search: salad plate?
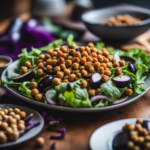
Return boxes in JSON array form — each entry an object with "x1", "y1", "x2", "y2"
[
  {"x1": 0, "y1": 104, "x2": 44, "y2": 148},
  {"x1": 89, "y1": 118, "x2": 150, "y2": 150},
  {"x1": 1, "y1": 60, "x2": 150, "y2": 112}
]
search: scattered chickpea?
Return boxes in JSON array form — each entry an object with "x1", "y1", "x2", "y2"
[
  {"x1": 91, "y1": 52, "x2": 97, "y2": 57},
  {"x1": 0, "y1": 131, "x2": 7, "y2": 143},
  {"x1": 45, "y1": 54, "x2": 51, "y2": 60},
  {"x1": 88, "y1": 89, "x2": 96, "y2": 96},
  {"x1": 54, "y1": 66, "x2": 61, "y2": 72},
  {"x1": 69, "y1": 74, "x2": 76, "y2": 82},
  {"x1": 102, "y1": 75, "x2": 109, "y2": 82},
  {"x1": 14, "y1": 114, "x2": 21, "y2": 121},
  {"x1": 36, "y1": 137, "x2": 45, "y2": 147},
  {"x1": 25, "y1": 61, "x2": 31, "y2": 68},
  {"x1": 52, "y1": 78, "x2": 61, "y2": 85},
  {"x1": 64, "y1": 69, "x2": 70, "y2": 75},
  {"x1": 56, "y1": 71, "x2": 64, "y2": 79},
  {"x1": 66, "y1": 60, "x2": 72, "y2": 67},
  {"x1": 119, "y1": 60, "x2": 126, "y2": 66},
  {"x1": 97, "y1": 67, "x2": 104, "y2": 74},
  {"x1": 103, "y1": 51, "x2": 109, "y2": 57},
  {"x1": 21, "y1": 66, "x2": 28, "y2": 74},
  {"x1": 81, "y1": 70, "x2": 88, "y2": 77},
  {"x1": 3, "y1": 109, "x2": 8, "y2": 115},
  {"x1": 82, "y1": 51, "x2": 88, "y2": 57},
  {"x1": 20, "y1": 111, "x2": 26, "y2": 118},
  {"x1": 136, "y1": 119, "x2": 143, "y2": 124},
  {"x1": 108, "y1": 55, "x2": 113, "y2": 61},
  {"x1": 72, "y1": 63, "x2": 79, "y2": 70},
  {"x1": 115, "y1": 67, "x2": 122, "y2": 75},
  {"x1": 46, "y1": 59, "x2": 52, "y2": 65},
  {"x1": 126, "y1": 89, "x2": 133, "y2": 96},
  {"x1": 112, "y1": 58, "x2": 116, "y2": 63},
  {"x1": 30, "y1": 82, "x2": 38, "y2": 89},
  {"x1": 38, "y1": 62, "x2": 44, "y2": 69},
  {"x1": 31, "y1": 88, "x2": 39, "y2": 96},
  {"x1": 97, "y1": 55, "x2": 103, "y2": 62},
  {"x1": 88, "y1": 42, "x2": 94, "y2": 48},
  {"x1": 104, "y1": 70, "x2": 111, "y2": 76},
  {"x1": 39, "y1": 54, "x2": 45, "y2": 60},
  {"x1": 89, "y1": 66, "x2": 95, "y2": 73},
  {"x1": 100, "y1": 63, "x2": 106, "y2": 70},
  {"x1": 81, "y1": 80, "x2": 88, "y2": 88},
  {"x1": 94, "y1": 62, "x2": 100, "y2": 69}
]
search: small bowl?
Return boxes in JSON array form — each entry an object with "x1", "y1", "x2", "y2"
[
  {"x1": 0, "y1": 55, "x2": 12, "y2": 74},
  {"x1": 81, "y1": 8, "x2": 150, "y2": 41}
]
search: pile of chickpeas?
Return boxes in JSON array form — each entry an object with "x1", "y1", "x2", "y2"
[
  {"x1": 123, "y1": 119, "x2": 150, "y2": 150},
  {"x1": 21, "y1": 42, "x2": 133, "y2": 99},
  {"x1": 0, "y1": 107, "x2": 26, "y2": 144}
]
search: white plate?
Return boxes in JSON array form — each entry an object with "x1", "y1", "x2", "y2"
[
  {"x1": 0, "y1": 104, "x2": 44, "y2": 148},
  {"x1": 89, "y1": 118, "x2": 149, "y2": 150},
  {"x1": 1, "y1": 60, "x2": 150, "y2": 112}
]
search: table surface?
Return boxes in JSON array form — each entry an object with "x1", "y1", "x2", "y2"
[{"x1": 1, "y1": 3, "x2": 150, "y2": 150}]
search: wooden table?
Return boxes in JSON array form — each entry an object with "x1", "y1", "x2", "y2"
[{"x1": 1, "y1": 3, "x2": 150, "y2": 150}]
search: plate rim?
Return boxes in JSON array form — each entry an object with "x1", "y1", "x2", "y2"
[
  {"x1": 0, "y1": 104, "x2": 44, "y2": 148},
  {"x1": 1, "y1": 59, "x2": 150, "y2": 112}
]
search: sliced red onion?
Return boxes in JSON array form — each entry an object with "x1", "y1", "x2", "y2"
[
  {"x1": 51, "y1": 142, "x2": 56, "y2": 149},
  {"x1": 50, "y1": 128, "x2": 66, "y2": 139},
  {"x1": 45, "y1": 89, "x2": 56, "y2": 105},
  {"x1": 90, "y1": 95, "x2": 109, "y2": 104},
  {"x1": 24, "y1": 113, "x2": 33, "y2": 124},
  {"x1": 112, "y1": 96, "x2": 129, "y2": 105}
]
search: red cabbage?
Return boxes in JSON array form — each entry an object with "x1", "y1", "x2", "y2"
[
  {"x1": 51, "y1": 142, "x2": 56, "y2": 149},
  {"x1": 50, "y1": 128, "x2": 66, "y2": 139},
  {"x1": 25, "y1": 121, "x2": 40, "y2": 131}
]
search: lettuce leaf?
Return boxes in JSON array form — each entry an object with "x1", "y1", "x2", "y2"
[
  {"x1": 67, "y1": 34, "x2": 77, "y2": 46},
  {"x1": 95, "y1": 42, "x2": 105, "y2": 49}
]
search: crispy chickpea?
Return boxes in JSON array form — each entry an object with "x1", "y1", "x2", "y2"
[
  {"x1": 9, "y1": 112, "x2": 15, "y2": 117},
  {"x1": 54, "y1": 66, "x2": 61, "y2": 72},
  {"x1": 133, "y1": 146, "x2": 140, "y2": 150},
  {"x1": 64, "y1": 69, "x2": 70, "y2": 75},
  {"x1": 60, "y1": 46, "x2": 68, "y2": 53},
  {"x1": 1, "y1": 122, "x2": 8, "y2": 130},
  {"x1": 80, "y1": 46, "x2": 85, "y2": 52},
  {"x1": 14, "y1": 108, "x2": 20, "y2": 114},
  {"x1": 65, "y1": 60, "x2": 72, "y2": 67},
  {"x1": 46, "y1": 65, "x2": 52, "y2": 71},
  {"x1": 136, "y1": 119, "x2": 143, "y2": 124},
  {"x1": 72, "y1": 57, "x2": 80, "y2": 63},
  {"x1": 131, "y1": 135, "x2": 139, "y2": 143},
  {"x1": 119, "y1": 60, "x2": 126, "y2": 66},
  {"x1": 59, "y1": 64, "x2": 66, "y2": 70},
  {"x1": 52, "y1": 51, "x2": 57, "y2": 57},
  {"x1": 61, "y1": 53, "x2": 68, "y2": 59},
  {"x1": 8, "y1": 131, "x2": 19, "y2": 141},
  {"x1": 57, "y1": 57, "x2": 64, "y2": 65},
  {"x1": 72, "y1": 63, "x2": 79, "y2": 70},
  {"x1": 46, "y1": 59, "x2": 52, "y2": 65},
  {"x1": 31, "y1": 88, "x2": 39, "y2": 96},
  {"x1": 80, "y1": 58, "x2": 86, "y2": 65},
  {"x1": 108, "y1": 55, "x2": 113, "y2": 62},
  {"x1": 0, "y1": 116, "x2": 2, "y2": 121},
  {"x1": 0, "y1": 131, "x2": 7, "y2": 143},
  {"x1": 88, "y1": 42, "x2": 94, "y2": 48},
  {"x1": 91, "y1": 52, "x2": 97, "y2": 57},
  {"x1": 35, "y1": 93, "x2": 42, "y2": 101},
  {"x1": 102, "y1": 75, "x2": 109, "y2": 82},
  {"x1": 91, "y1": 48, "x2": 97, "y2": 53},
  {"x1": 37, "y1": 59, "x2": 43, "y2": 64},
  {"x1": 20, "y1": 111, "x2": 26, "y2": 118},
  {"x1": 37, "y1": 69, "x2": 43, "y2": 76},
  {"x1": 36, "y1": 137, "x2": 45, "y2": 147},
  {"x1": 113, "y1": 62, "x2": 120, "y2": 68},
  {"x1": 6, "y1": 127, "x2": 13, "y2": 135},
  {"x1": 127, "y1": 141, "x2": 134, "y2": 149},
  {"x1": 3, "y1": 109, "x2": 8, "y2": 115},
  {"x1": 126, "y1": 124, "x2": 135, "y2": 131},
  {"x1": 142, "y1": 128, "x2": 149, "y2": 136},
  {"x1": 37, "y1": 62, "x2": 43, "y2": 69},
  {"x1": 52, "y1": 78, "x2": 61, "y2": 85},
  {"x1": 93, "y1": 57, "x2": 98, "y2": 63},
  {"x1": 7, "y1": 116, "x2": 13, "y2": 124},
  {"x1": 101, "y1": 47, "x2": 107, "y2": 52},
  {"x1": 69, "y1": 49, "x2": 76, "y2": 56},
  {"x1": 14, "y1": 114, "x2": 21, "y2": 121},
  {"x1": 97, "y1": 50, "x2": 103, "y2": 55},
  {"x1": 69, "y1": 74, "x2": 76, "y2": 82},
  {"x1": 96, "y1": 88, "x2": 101, "y2": 94},
  {"x1": 77, "y1": 73, "x2": 82, "y2": 78},
  {"x1": 51, "y1": 59, "x2": 57, "y2": 66},
  {"x1": 81, "y1": 51, "x2": 88, "y2": 57},
  {"x1": 100, "y1": 63, "x2": 106, "y2": 69},
  {"x1": 89, "y1": 66, "x2": 95, "y2": 73},
  {"x1": 57, "y1": 51, "x2": 63, "y2": 57},
  {"x1": 21, "y1": 66, "x2": 27, "y2": 74},
  {"x1": 94, "y1": 62, "x2": 100, "y2": 69},
  {"x1": 97, "y1": 66, "x2": 104, "y2": 74},
  {"x1": 104, "y1": 70, "x2": 111, "y2": 76},
  {"x1": 135, "y1": 124, "x2": 143, "y2": 132},
  {"x1": 0, "y1": 111, "x2": 5, "y2": 117},
  {"x1": 81, "y1": 70, "x2": 88, "y2": 77},
  {"x1": 112, "y1": 58, "x2": 116, "y2": 63},
  {"x1": 145, "y1": 136, "x2": 150, "y2": 141},
  {"x1": 106, "y1": 63, "x2": 111, "y2": 69},
  {"x1": 103, "y1": 51, "x2": 109, "y2": 57},
  {"x1": 97, "y1": 55, "x2": 103, "y2": 62},
  {"x1": 88, "y1": 89, "x2": 96, "y2": 96},
  {"x1": 85, "y1": 46, "x2": 91, "y2": 54},
  {"x1": 115, "y1": 67, "x2": 122, "y2": 75},
  {"x1": 30, "y1": 82, "x2": 38, "y2": 89},
  {"x1": 79, "y1": 66, "x2": 85, "y2": 71},
  {"x1": 18, "y1": 123, "x2": 25, "y2": 131},
  {"x1": 45, "y1": 53, "x2": 51, "y2": 60},
  {"x1": 39, "y1": 54, "x2": 45, "y2": 60},
  {"x1": 47, "y1": 49, "x2": 53, "y2": 55},
  {"x1": 68, "y1": 55, "x2": 73, "y2": 60},
  {"x1": 56, "y1": 71, "x2": 64, "y2": 78},
  {"x1": 7, "y1": 108, "x2": 13, "y2": 113},
  {"x1": 74, "y1": 70, "x2": 80, "y2": 74},
  {"x1": 63, "y1": 75, "x2": 69, "y2": 79},
  {"x1": 130, "y1": 130, "x2": 138, "y2": 137},
  {"x1": 54, "y1": 48, "x2": 60, "y2": 52},
  {"x1": 63, "y1": 79, "x2": 68, "y2": 83},
  {"x1": 126, "y1": 89, "x2": 133, "y2": 96},
  {"x1": 144, "y1": 142, "x2": 150, "y2": 149},
  {"x1": 81, "y1": 80, "x2": 88, "y2": 88},
  {"x1": 85, "y1": 62, "x2": 93, "y2": 69},
  {"x1": 25, "y1": 61, "x2": 31, "y2": 68},
  {"x1": 103, "y1": 58, "x2": 109, "y2": 63},
  {"x1": 18, "y1": 120, "x2": 25, "y2": 125},
  {"x1": 43, "y1": 61, "x2": 46, "y2": 66},
  {"x1": 10, "y1": 124, "x2": 17, "y2": 130},
  {"x1": 3, "y1": 115, "x2": 8, "y2": 122}
]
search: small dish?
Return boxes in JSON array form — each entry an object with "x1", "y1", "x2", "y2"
[
  {"x1": 0, "y1": 104, "x2": 44, "y2": 148},
  {"x1": 89, "y1": 118, "x2": 149, "y2": 150},
  {"x1": 81, "y1": 8, "x2": 150, "y2": 41},
  {"x1": 0, "y1": 55, "x2": 12, "y2": 74}
]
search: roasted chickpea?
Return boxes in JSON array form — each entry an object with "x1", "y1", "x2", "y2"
[
  {"x1": 97, "y1": 67, "x2": 104, "y2": 74},
  {"x1": 145, "y1": 136, "x2": 150, "y2": 142},
  {"x1": 37, "y1": 69, "x2": 43, "y2": 76},
  {"x1": 102, "y1": 75, "x2": 109, "y2": 82},
  {"x1": 104, "y1": 70, "x2": 111, "y2": 76},
  {"x1": 60, "y1": 46, "x2": 68, "y2": 53},
  {"x1": 18, "y1": 123, "x2": 25, "y2": 131},
  {"x1": 69, "y1": 74, "x2": 76, "y2": 82},
  {"x1": 81, "y1": 51, "x2": 88, "y2": 57},
  {"x1": 37, "y1": 59, "x2": 43, "y2": 64},
  {"x1": 52, "y1": 51, "x2": 57, "y2": 57},
  {"x1": 97, "y1": 50, "x2": 102, "y2": 55},
  {"x1": 103, "y1": 58, "x2": 109, "y2": 63},
  {"x1": 113, "y1": 62, "x2": 120, "y2": 68},
  {"x1": 72, "y1": 63, "x2": 79, "y2": 70},
  {"x1": 43, "y1": 61, "x2": 46, "y2": 66},
  {"x1": 112, "y1": 58, "x2": 116, "y2": 63},
  {"x1": 31, "y1": 88, "x2": 39, "y2": 96},
  {"x1": 94, "y1": 62, "x2": 100, "y2": 69},
  {"x1": 57, "y1": 51, "x2": 63, "y2": 57},
  {"x1": 85, "y1": 46, "x2": 91, "y2": 54},
  {"x1": 25, "y1": 61, "x2": 31, "y2": 68},
  {"x1": 127, "y1": 141, "x2": 134, "y2": 149},
  {"x1": 100, "y1": 63, "x2": 106, "y2": 69},
  {"x1": 91, "y1": 52, "x2": 97, "y2": 57},
  {"x1": 20, "y1": 111, "x2": 26, "y2": 118},
  {"x1": 52, "y1": 78, "x2": 61, "y2": 85},
  {"x1": 74, "y1": 70, "x2": 80, "y2": 74},
  {"x1": 3, "y1": 115, "x2": 8, "y2": 122},
  {"x1": 93, "y1": 57, "x2": 98, "y2": 63},
  {"x1": 101, "y1": 47, "x2": 107, "y2": 52},
  {"x1": 18, "y1": 120, "x2": 25, "y2": 125},
  {"x1": 130, "y1": 130, "x2": 138, "y2": 137},
  {"x1": 144, "y1": 142, "x2": 150, "y2": 149},
  {"x1": 108, "y1": 55, "x2": 113, "y2": 62},
  {"x1": 61, "y1": 53, "x2": 68, "y2": 59},
  {"x1": 0, "y1": 131, "x2": 7, "y2": 143},
  {"x1": 91, "y1": 48, "x2": 97, "y2": 53},
  {"x1": 63, "y1": 79, "x2": 68, "y2": 83},
  {"x1": 37, "y1": 62, "x2": 43, "y2": 68},
  {"x1": 69, "y1": 49, "x2": 76, "y2": 56},
  {"x1": 142, "y1": 128, "x2": 149, "y2": 136},
  {"x1": 85, "y1": 62, "x2": 93, "y2": 69},
  {"x1": 46, "y1": 65, "x2": 52, "y2": 71},
  {"x1": 7, "y1": 108, "x2": 13, "y2": 113},
  {"x1": 64, "y1": 69, "x2": 70, "y2": 75},
  {"x1": 81, "y1": 80, "x2": 88, "y2": 88},
  {"x1": 14, "y1": 114, "x2": 21, "y2": 121},
  {"x1": 77, "y1": 73, "x2": 82, "y2": 78},
  {"x1": 115, "y1": 67, "x2": 122, "y2": 75},
  {"x1": 9, "y1": 111, "x2": 15, "y2": 117},
  {"x1": 103, "y1": 51, "x2": 109, "y2": 57},
  {"x1": 96, "y1": 88, "x2": 101, "y2": 94},
  {"x1": 8, "y1": 131, "x2": 19, "y2": 141},
  {"x1": 133, "y1": 145, "x2": 140, "y2": 150},
  {"x1": 126, "y1": 124, "x2": 135, "y2": 131},
  {"x1": 131, "y1": 135, "x2": 138, "y2": 143},
  {"x1": 0, "y1": 116, "x2": 2, "y2": 121},
  {"x1": 80, "y1": 58, "x2": 86, "y2": 65},
  {"x1": 135, "y1": 124, "x2": 143, "y2": 132},
  {"x1": 36, "y1": 137, "x2": 45, "y2": 147},
  {"x1": 56, "y1": 71, "x2": 64, "y2": 78},
  {"x1": 59, "y1": 64, "x2": 65, "y2": 70},
  {"x1": 70, "y1": 44, "x2": 76, "y2": 49},
  {"x1": 81, "y1": 70, "x2": 88, "y2": 77},
  {"x1": 21, "y1": 66, "x2": 27, "y2": 74},
  {"x1": 10, "y1": 124, "x2": 17, "y2": 130},
  {"x1": 39, "y1": 54, "x2": 45, "y2": 60},
  {"x1": 80, "y1": 46, "x2": 85, "y2": 52},
  {"x1": 68, "y1": 55, "x2": 73, "y2": 60},
  {"x1": 88, "y1": 42, "x2": 94, "y2": 48},
  {"x1": 88, "y1": 89, "x2": 96, "y2": 96},
  {"x1": 89, "y1": 66, "x2": 95, "y2": 73},
  {"x1": 126, "y1": 89, "x2": 133, "y2": 96},
  {"x1": 65, "y1": 60, "x2": 72, "y2": 67},
  {"x1": 106, "y1": 63, "x2": 111, "y2": 69},
  {"x1": 47, "y1": 49, "x2": 53, "y2": 55},
  {"x1": 136, "y1": 119, "x2": 143, "y2": 124},
  {"x1": 44, "y1": 53, "x2": 50, "y2": 60},
  {"x1": 3, "y1": 109, "x2": 8, "y2": 115},
  {"x1": 6, "y1": 127, "x2": 13, "y2": 135},
  {"x1": 57, "y1": 57, "x2": 64, "y2": 64},
  {"x1": 51, "y1": 59, "x2": 57, "y2": 66},
  {"x1": 46, "y1": 59, "x2": 52, "y2": 65},
  {"x1": 1, "y1": 122, "x2": 8, "y2": 130},
  {"x1": 54, "y1": 66, "x2": 61, "y2": 72},
  {"x1": 30, "y1": 82, "x2": 38, "y2": 89},
  {"x1": 54, "y1": 48, "x2": 60, "y2": 52},
  {"x1": 119, "y1": 60, "x2": 126, "y2": 66},
  {"x1": 97, "y1": 55, "x2": 103, "y2": 62}
]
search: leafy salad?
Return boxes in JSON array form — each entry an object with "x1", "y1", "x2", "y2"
[{"x1": 1, "y1": 35, "x2": 150, "y2": 108}]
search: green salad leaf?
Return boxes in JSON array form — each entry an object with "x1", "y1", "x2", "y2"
[
  {"x1": 67, "y1": 34, "x2": 77, "y2": 46},
  {"x1": 94, "y1": 100, "x2": 108, "y2": 108},
  {"x1": 95, "y1": 42, "x2": 105, "y2": 49}
]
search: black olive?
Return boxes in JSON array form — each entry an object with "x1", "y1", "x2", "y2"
[
  {"x1": 128, "y1": 63, "x2": 136, "y2": 74},
  {"x1": 120, "y1": 56, "x2": 135, "y2": 64}
]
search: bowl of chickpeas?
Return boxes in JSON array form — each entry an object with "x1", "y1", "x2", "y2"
[
  {"x1": 81, "y1": 8, "x2": 150, "y2": 41},
  {"x1": 0, "y1": 104, "x2": 44, "y2": 148}
]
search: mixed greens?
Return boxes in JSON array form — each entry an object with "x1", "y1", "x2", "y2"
[{"x1": 1, "y1": 36, "x2": 150, "y2": 108}]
